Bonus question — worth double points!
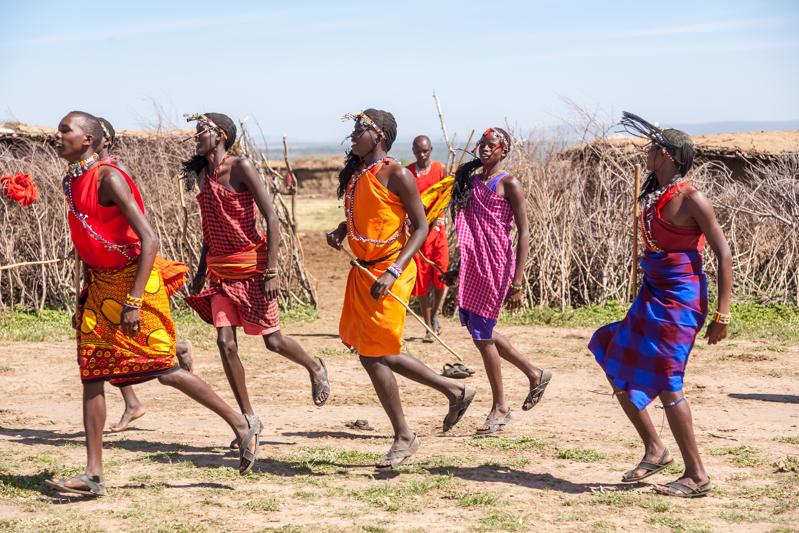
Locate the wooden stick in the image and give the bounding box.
[282,136,297,232]
[454,129,475,173]
[0,257,65,271]
[340,247,464,362]
[629,164,642,301]
[433,91,452,151]
[417,249,446,276]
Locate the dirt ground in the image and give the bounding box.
[1,233,798,533]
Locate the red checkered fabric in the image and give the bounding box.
[455,175,515,320]
[184,175,279,332]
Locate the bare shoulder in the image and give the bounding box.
[501,173,524,192]
[682,187,711,208]
[386,160,415,182]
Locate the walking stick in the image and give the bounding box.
[453,130,475,173]
[629,164,642,301]
[339,246,464,362]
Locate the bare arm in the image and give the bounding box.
[189,241,210,294]
[684,190,732,343]
[98,167,158,337]
[237,158,280,270]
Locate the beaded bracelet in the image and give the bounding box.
[508,283,523,293]
[712,310,731,325]
[124,294,143,308]
[264,268,279,280]
[386,263,403,278]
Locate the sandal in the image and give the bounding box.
[441,363,474,379]
[238,414,262,475]
[312,357,331,407]
[431,316,442,335]
[45,474,107,497]
[653,478,712,498]
[376,434,421,470]
[423,330,435,343]
[229,437,240,450]
[476,410,512,435]
[522,368,552,411]
[345,419,374,431]
[443,386,476,433]
[622,448,673,483]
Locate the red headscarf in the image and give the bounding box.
[1,173,38,207]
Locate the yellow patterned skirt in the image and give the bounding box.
[77,257,187,386]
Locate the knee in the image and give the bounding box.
[216,334,237,359]
[264,332,284,353]
[359,355,379,370]
[158,369,182,386]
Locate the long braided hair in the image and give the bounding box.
[449,127,511,218]
[181,113,237,191]
[619,112,694,199]
[337,108,397,199]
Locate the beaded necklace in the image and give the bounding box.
[345,156,403,246]
[641,174,688,253]
[204,154,229,182]
[62,152,138,261]
[413,162,431,178]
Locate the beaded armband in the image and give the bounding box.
[124,294,143,309]
[264,268,279,280]
[386,263,403,278]
[712,311,731,325]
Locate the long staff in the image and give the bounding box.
[339,247,464,362]
[629,164,642,301]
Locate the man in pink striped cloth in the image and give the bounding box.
[444,127,551,434]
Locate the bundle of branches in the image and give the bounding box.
[508,134,799,309]
[0,124,316,311]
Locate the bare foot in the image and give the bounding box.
[109,406,145,432]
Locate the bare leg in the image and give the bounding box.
[660,390,708,488]
[493,331,543,388]
[474,339,511,427]
[419,292,433,328]
[608,377,667,479]
[109,385,145,432]
[157,369,253,446]
[216,327,254,416]
[60,381,106,491]
[176,340,194,373]
[381,353,462,401]
[431,285,447,326]
[263,331,327,402]
[359,356,415,446]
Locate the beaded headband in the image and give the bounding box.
[184,113,228,142]
[99,122,112,141]
[474,127,511,154]
[342,111,384,138]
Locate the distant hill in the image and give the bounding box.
[671,120,799,136]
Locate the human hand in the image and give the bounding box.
[326,223,346,249]
[120,306,142,338]
[263,276,280,300]
[442,270,459,287]
[189,273,205,295]
[505,288,524,310]
[705,321,728,345]
[370,271,396,300]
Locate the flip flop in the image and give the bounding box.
[442,363,471,379]
[443,386,476,433]
[238,414,262,475]
[622,448,673,483]
[375,434,421,470]
[653,478,712,498]
[311,357,330,407]
[45,474,107,497]
[229,437,240,450]
[345,419,374,431]
[522,368,552,411]
[423,330,435,343]
[476,411,512,435]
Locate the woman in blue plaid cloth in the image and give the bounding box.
[589,113,733,498]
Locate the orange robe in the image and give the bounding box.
[339,163,417,356]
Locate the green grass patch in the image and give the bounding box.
[556,447,606,463]
[499,301,628,328]
[353,475,452,512]
[776,436,799,445]
[710,445,764,467]
[720,510,769,523]
[475,510,528,532]
[360,526,387,533]
[281,446,381,474]
[456,491,503,507]
[646,515,712,533]
[294,197,343,232]
[467,436,549,451]
[244,496,281,512]
[0,308,73,342]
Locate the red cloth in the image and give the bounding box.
[642,182,705,253]
[408,161,445,194]
[66,163,143,269]
[184,173,279,333]
[1,173,38,206]
[408,161,449,296]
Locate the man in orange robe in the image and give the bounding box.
[407,135,449,342]
[327,109,475,470]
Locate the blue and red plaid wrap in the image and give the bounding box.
[589,250,708,410]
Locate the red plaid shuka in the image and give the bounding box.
[184,171,279,331]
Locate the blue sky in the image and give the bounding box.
[1,0,797,144]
